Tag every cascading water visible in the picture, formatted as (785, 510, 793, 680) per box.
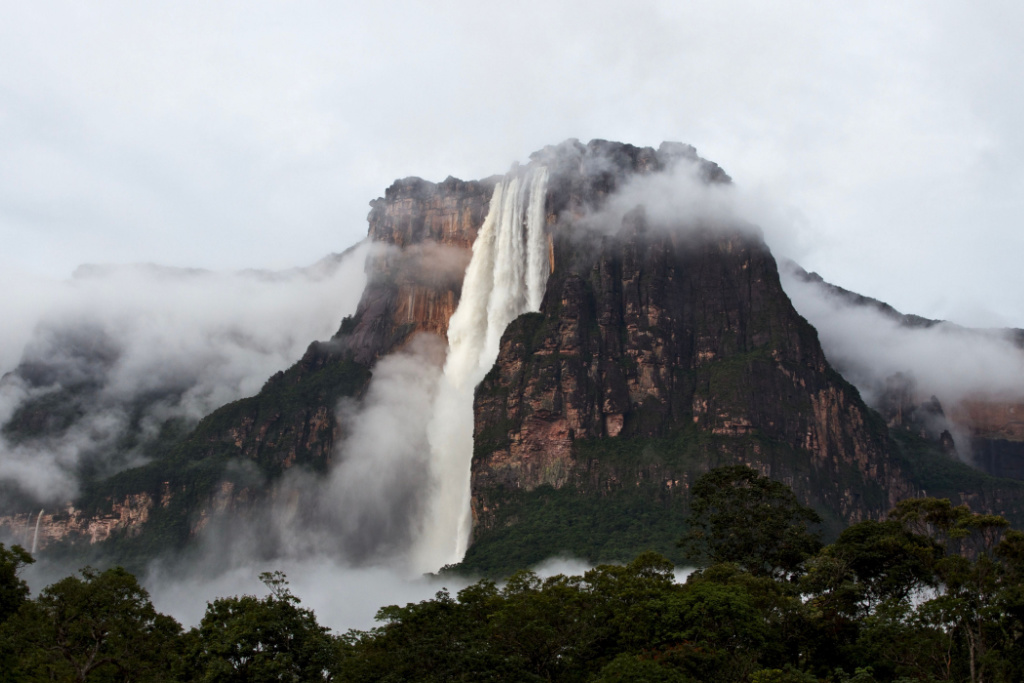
(525, 167, 550, 310)
(414, 166, 550, 571)
(31, 508, 43, 554)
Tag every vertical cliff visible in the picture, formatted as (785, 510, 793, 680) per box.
(342, 175, 497, 363)
(462, 141, 1024, 573)
(784, 264, 1024, 483)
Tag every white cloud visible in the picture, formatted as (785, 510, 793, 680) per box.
(781, 264, 1024, 411)
(0, 243, 370, 503)
(1, 2, 1023, 326)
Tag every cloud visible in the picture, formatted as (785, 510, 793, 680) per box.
(143, 330, 449, 584)
(565, 149, 811, 264)
(0, 242, 371, 504)
(143, 556, 473, 632)
(3, 2, 1024, 325)
(367, 240, 472, 289)
(780, 262, 1024, 425)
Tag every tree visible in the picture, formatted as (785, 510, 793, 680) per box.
(592, 652, 693, 682)
(186, 571, 338, 682)
(582, 552, 681, 656)
(680, 466, 822, 578)
(340, 584, 507, 683)
(803, 520, 941, 616)
(7, 565, 183, 682)
(0, 545, 34, 683)
(486, 569, 598, 681)
(0, 543, 33, 624)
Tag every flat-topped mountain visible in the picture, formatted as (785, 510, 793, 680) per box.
(2, 139, 1023, 576)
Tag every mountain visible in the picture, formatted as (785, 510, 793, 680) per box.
(2, 139, 1023, 577)
(782, 262, 1024, 482)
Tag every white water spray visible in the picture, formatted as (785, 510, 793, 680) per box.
(414, 167, 550, 571)
(31, 508, 43, 554)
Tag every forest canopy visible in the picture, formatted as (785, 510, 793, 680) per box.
(2, 467, 1022, 682)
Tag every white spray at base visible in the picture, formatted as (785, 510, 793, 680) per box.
(413, 167, 550, 572)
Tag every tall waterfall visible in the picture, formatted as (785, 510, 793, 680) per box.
(414, 166, 550, 571)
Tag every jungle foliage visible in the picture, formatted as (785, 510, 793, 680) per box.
(2, 467, 1024, 682)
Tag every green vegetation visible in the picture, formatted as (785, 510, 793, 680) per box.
(460, 483, 691, 574)
(38, 355, 372, 574)
(1, 385, 92, 442)
(0, 544, 33, 625)
(680, 465, 822, 578)
(462, 427, 884, 576)
(2, 563, 184, 681)
(4, 472, 1024, 681)
(889, 429, 1024, 527)
(185, 571, 337, 682)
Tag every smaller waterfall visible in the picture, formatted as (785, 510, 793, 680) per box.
(414, 166, 550, 571)
(31, 509, 43, 554)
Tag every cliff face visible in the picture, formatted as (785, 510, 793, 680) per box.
(470, 185, 915, 554)
(0, 175, 494, 557)
(950, 400, 1024, 480)
(343, 176, 495, 363)
(785, 263, 1024, 482)
(3, 494, 156, 549)
(460, 143, 1024, 572)
(191, 175, 497, 475)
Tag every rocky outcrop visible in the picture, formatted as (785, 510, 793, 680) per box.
(0, 493, 156, 549)
(948, 400, 1024, 480)
(463, 142, 1024, 572)
(0, 169, 502, 555)
(787, 263, 1024, 481)
(342, 176, 496, 364)
(950, 400, 1024, 441)
(191, 174, 500, 474)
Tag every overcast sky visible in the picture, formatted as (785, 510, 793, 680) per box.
(2, 1, 1023, 326)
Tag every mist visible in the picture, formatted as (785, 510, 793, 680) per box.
(0, 242, 371, 504)
(780, 262, 1024, 443)
(570, 151, 814, 266)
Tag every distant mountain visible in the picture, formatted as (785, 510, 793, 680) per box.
(782, 261, 1024, 482)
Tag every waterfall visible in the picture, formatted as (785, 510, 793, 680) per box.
(414, 167, 550, 571)
(31, 508, 43, 554)
(525, 167, 550, 310)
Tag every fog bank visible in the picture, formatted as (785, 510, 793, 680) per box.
(0, 243, 370, 503)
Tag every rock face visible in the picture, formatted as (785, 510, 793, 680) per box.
(950, 400, 1024, 480)
(2, 494, 156, 549)
(343, 176, 495, 363)
(469, 144, 920, 557)
(473, 227, 902, 499)
(203, 174, 497, 475)
(785, 263, 1024, 482)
